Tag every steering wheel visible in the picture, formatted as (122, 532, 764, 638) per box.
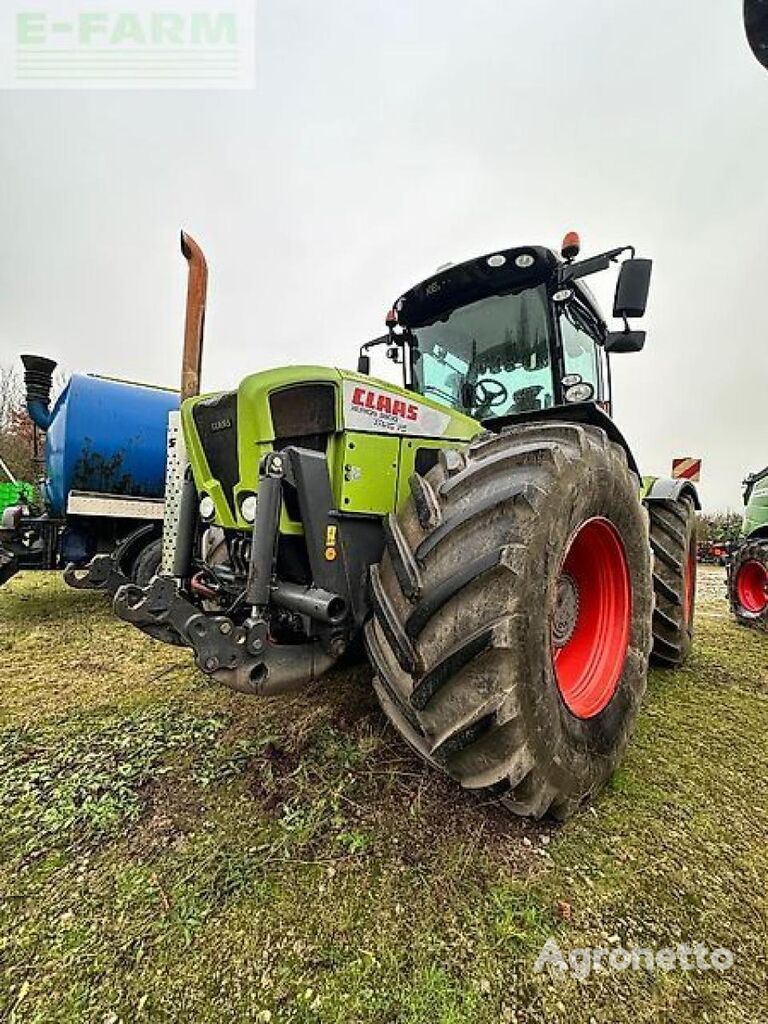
(473, 378, 509, 410)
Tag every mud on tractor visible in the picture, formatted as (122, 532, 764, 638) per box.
(77, 231, 699, 819)
(728, 465, 768, 630)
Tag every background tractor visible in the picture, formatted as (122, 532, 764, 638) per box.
(96, 231, 699, 820)
(728, 465, 768, 629)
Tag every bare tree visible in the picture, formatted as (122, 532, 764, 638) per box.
(0, 364, 37, 482)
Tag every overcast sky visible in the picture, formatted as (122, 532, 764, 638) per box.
(1, 0, 767, 510)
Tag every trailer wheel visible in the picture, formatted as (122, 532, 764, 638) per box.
(132, 538, 163, 587)
(647, 497, 697, 667)
(729, 539, 768, 631)
(365, 422, 653, 820)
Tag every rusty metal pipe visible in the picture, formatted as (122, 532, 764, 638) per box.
(180, 231, 208, 401)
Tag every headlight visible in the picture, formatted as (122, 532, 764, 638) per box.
(564, 382, 595, 403)
(240, 494, 258, 523)
(199, 494, 216, 521)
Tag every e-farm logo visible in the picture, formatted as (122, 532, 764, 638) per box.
(1, 2, 255, 89)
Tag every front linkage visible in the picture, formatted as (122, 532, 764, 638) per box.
(115, 574, 336, 694)
(112, 446, 382, 695)
(64, 553, 131, 594)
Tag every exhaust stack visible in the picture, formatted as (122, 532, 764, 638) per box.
(20, 354, 57, 431)
(180, 231, 208, 401)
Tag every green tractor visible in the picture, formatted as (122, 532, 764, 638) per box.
(726, 5, 768, 629)
(728, 466, 768, 629)
(90, 231, 698, 819)
(0, 454, 35, 517)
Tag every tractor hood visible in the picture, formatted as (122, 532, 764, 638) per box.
(181, 366, 479, 529)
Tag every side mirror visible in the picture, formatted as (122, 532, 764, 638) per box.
(613, 258, 652, 319)
(605, 330, 646, 354)
(357, 354, 371, 375)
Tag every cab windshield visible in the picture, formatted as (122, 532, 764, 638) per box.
(410, 284, 554, 419)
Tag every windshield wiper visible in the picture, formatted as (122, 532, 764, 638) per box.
(564, 299, 604, 342)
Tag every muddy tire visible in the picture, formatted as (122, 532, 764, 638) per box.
(729, 539, 768, 631)
(365, 422, 653, 820)
(647, 497, 697, 667)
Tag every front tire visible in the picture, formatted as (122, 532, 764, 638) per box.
(729, 539, 768, 630)
(647, 497, 697, 667)
(365, 422, 653, 820)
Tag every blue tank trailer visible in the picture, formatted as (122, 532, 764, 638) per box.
(0, 354, 177, 587)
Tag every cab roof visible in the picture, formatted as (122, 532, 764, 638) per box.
(393, 245, 560, 329)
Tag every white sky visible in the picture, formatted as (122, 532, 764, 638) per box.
(1, 0, 767, 510)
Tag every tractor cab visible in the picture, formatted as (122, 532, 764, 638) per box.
(360, 234, 651, 424)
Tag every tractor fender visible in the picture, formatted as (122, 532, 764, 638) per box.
(484, 401, 640, 476)
(642, 476, 701, 510)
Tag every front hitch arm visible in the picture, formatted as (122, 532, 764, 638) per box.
(114, 575, 336, 695)
(64, 553, 130, 595)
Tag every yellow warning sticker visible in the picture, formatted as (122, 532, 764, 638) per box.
(324, 524, 338, 561)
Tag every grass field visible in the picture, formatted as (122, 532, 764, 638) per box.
(1, 566, 766, 1023)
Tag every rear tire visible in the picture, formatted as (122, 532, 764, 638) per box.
(365, 422, 653, 820)
(729, 539, 768, 631)
(647, 497, 697, 667)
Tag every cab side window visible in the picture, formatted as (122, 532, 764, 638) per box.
(559, 303, 602, 394)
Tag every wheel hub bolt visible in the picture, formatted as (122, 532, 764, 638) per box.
(552, 573, 580, 648)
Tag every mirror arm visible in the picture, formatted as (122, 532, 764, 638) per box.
(357, 333, 390, 375)
(559, 245, 635, 283)
(360, 333, 391, 355)
(357, 329, 408, 374)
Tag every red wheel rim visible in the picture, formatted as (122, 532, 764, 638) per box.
(736, 559, 768, 614)
(683, 543, 696, 624)
(552, 518, 632, 719)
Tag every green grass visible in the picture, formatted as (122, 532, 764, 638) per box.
(0, 567, 766, 1023)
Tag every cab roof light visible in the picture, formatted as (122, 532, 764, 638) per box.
(561, 231, 581, 262)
